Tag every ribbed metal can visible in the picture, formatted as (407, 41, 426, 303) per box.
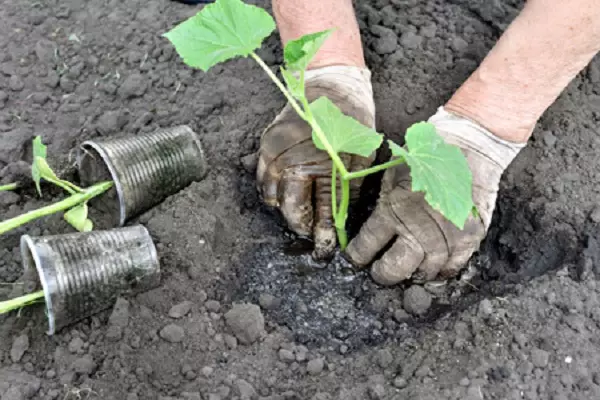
(20, 225, 160, 335)
(77, 125, 207, 227)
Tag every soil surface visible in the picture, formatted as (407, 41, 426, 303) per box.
(2, 0, 600, 399)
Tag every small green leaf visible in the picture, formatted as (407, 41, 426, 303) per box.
(82, 219, 93, 232)
(64, 203, 92, 232)
(284, 29, 333, 72)
(163, 0, 276, 72)
(280, 68, 304, 99)
(34, 157, 59, 181)
(33, 136, 47, 159)
(310, 97, 383, 158)
(32, 137, 49, 196)
(388, 122, 475, 229)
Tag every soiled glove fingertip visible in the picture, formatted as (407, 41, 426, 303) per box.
(371, 261, 410, 286)
(312, 227, 336, 260)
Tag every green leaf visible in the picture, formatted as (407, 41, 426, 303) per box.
(163, 0, 276, 72)
(310, 97, 383, 158)
(388, 122, 475, 229)
(32, 137, 50, 196)
(280, 68, 304, 99)
(64, 203, 93, 232)
(284, 29, 333, 72)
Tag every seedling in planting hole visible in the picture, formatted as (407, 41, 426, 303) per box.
(0, 138, 113, 314)
(164, 0, 476, 251)
(0, 137, 114, 236)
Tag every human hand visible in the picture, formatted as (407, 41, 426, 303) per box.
(257, 65, 376, 259)
(345, 107, 525, 285)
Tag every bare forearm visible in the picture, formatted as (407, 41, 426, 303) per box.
(272, 0, 365, 69)
(446, 0, 600, 143)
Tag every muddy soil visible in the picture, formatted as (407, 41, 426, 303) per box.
(1, 0, 600, 399)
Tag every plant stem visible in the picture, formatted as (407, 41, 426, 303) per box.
(0, 183, 18, 191)
(331, 163, 338, 218)
(335, 177, 351, 250)
(250, 51, 349, 176)
(0, 181, 113, 235)
(250, 52, 306, 120)
(55, 178, 84, 194)
(0, 290, 45, 315)
(345, 158, 406, 180)
(45, 178, 77, 195)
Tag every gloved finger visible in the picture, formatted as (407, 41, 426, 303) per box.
(258, 139, 328, 207)
(258, 160, 281, 207)
(389, 190, 449, 281)
(438, 219, 485, 279)
(370, 233, 424, 285)
(313, 176, 337, 259)
(278, 170, 314, 237)
(260, 114, 313, 162)
(345, 205, 396, 267)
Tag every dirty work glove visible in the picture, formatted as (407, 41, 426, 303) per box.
(346, 107, 526, 285)
(257, 66, 376, 259)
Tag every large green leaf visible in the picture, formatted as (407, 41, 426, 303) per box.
(388, 122, 475, 229)
(310, 97, 382, 158)
(284, 29, 333, 72)
(163, 0, 276, 72)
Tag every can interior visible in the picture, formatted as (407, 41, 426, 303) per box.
(20, 236, 56, 335)
(77, 143, 124, 228)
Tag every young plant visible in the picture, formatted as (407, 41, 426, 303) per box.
(163, 0, 476, 250)
(0, 137, 113, 314)
(0, 137, 113, 235)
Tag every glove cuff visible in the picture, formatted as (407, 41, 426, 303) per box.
(304, 66, 376, 128)
(428, 106, 526, 171)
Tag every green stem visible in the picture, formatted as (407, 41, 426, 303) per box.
(0, 290, 45, 315)
(0, 181, 113, 235)
(0, 183, 18, 191)
(56, 179, 83, 194)
(335, 177, 351, 250)
(345, 158, 406, 181)
(331, 162, 338, 218)
(250, 52, 306, 120)
(250, 51, 349, 176)
(45, 178, 77, 195)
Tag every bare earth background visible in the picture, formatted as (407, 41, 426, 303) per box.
(1, 0, 600, 399)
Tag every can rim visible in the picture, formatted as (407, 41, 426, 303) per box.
(80, 140, 127, 226)
(20, 235, 56, 335)
(179, 125, 208, 179)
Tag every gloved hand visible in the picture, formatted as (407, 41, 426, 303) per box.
(257, 65, 376, 259)
(345, 107, 526, 285)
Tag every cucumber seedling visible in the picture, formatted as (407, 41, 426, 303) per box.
(0, 137, 113, 235)
(0, 137, 113, 315)
(164, 0, 476, 251)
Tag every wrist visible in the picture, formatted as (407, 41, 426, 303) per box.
(273, 0, 366, 70)
(445, 74, 537, 144)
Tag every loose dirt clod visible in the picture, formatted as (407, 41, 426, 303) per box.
(169, 301, 193, 318)
(10, 334, 29, 362)
(159, 324, 185, 343)
(403, 286, 432, 315)
(225, 303, 265, 345)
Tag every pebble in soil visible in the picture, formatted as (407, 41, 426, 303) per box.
(231, 239, 437, 349)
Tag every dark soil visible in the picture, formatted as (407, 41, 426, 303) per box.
(2, 0, 600, 399)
